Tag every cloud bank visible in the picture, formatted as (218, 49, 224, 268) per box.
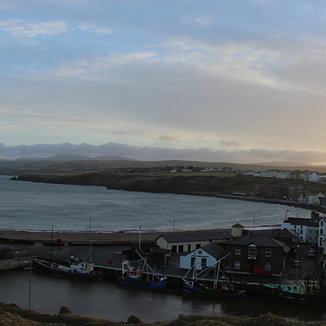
(1, 142, 326, 165)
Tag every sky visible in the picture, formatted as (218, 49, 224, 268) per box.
(1, 0, 326, 163)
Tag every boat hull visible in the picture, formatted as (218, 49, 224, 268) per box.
(182, 279, 245, 298)
(262, 282, 319, 302)
(33, 258, 103, 280)
(118, 277, 167, 289)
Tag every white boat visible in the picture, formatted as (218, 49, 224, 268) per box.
(33, 256, 103, 280)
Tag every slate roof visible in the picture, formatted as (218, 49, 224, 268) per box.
(246, 228, 297, 240)
(272, 228, 298, 239)
(232, 223, 244, 228)
(157, 231, 232, 243)
(200, 242, 226, 259)
(227, 234, 287, 248)
(283, 217, 320, 227)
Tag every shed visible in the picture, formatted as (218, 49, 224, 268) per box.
(179, 242, 226, 270)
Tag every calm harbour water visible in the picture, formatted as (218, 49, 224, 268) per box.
(1, 269, 326, 322)
(0, 175, 324, 322)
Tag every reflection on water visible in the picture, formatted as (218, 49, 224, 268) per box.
(0, 269, 326, 322)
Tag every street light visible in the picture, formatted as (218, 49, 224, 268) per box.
(163, 216, 176, 232)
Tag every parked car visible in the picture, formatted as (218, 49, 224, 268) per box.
(307, 248, 316, 258)
(253, 267, 273, 276)
(293, 259, 301, 268)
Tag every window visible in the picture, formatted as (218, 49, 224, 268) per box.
(171, 245, 177, 253)
(265, 263, 272, 272)
(265, 249, 272, 258)
(321, 229, 323, 235)
(196, 244, 201, 249)
(188, 244, 191, 252)
(201, 258, 207, 269)
(178, 245, 184, 253)
(234, 261, 240, 270)
(248, 244, 257, 260)
(191, 257, 196, 266)
(235, 248, 241, 256)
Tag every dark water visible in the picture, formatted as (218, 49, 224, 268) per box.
(0, 175, 311, 232)
(1, 269, 326, 322)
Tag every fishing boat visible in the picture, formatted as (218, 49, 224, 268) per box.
(182, 277, 245, 297)
(182, 253, 245, 298)
(33, 256, 103, 280)
(262, 279, 320, 302)
(117, 250, 167, 289)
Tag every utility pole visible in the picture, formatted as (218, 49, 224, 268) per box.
(138, 225, 142, 250)
(50, 225, 54, 259)
(28, 257, 32, 309)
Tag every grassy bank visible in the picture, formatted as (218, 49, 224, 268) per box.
(15, 171, 326, 196)
(0, 302, 324, 326)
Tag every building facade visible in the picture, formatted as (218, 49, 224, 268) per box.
(223, 234, 289, 275)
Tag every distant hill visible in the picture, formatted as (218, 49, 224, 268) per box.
(92, 155, 136, 161)
(44, 154, 91, 161)
(1, 158, 326, 175)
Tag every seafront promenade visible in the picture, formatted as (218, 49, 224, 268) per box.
(0, 228, 229, 246)
(0, 229, 160, 245)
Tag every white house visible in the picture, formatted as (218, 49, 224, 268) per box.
(281, 217, 319, 244)
(318, 217, 326, 252)
(276, 171, 292, 180)
(179, 242, 226, 270)
(305, 172, 319, 183)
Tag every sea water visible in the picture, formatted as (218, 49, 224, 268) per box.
(0, 175, 311, 232)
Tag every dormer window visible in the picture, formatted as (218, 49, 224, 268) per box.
(248, 244, 257, 260)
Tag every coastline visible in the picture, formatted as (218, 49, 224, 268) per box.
(13, 172, 326, 214)
(185, 191, 326, 214)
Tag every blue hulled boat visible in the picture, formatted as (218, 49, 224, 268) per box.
(118, 255, 167, 289)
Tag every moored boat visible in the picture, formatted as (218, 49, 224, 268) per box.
(182, 278, 245, 298)
(117, 252, 167, 289)
(262, 279, 320, 302)
(33, 257, 103, 280)
(182, 252, 245, 298)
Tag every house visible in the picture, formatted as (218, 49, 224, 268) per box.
(270, 228, 298, 250)
(244, 227, 298, 250)
(281, 216, 320, 244)
(305, 172, 319, 183)
(223, 234, 289, 275)
(179, 242, 226, 270)
(156, 230, 233, 254)
(318, 217, 326, 252)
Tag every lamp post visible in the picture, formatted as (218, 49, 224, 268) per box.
(28, 257, 33, 310)
(163, 216, 176, 232)
(50, 225, 54, 259)
(138, 225, 142, 250)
